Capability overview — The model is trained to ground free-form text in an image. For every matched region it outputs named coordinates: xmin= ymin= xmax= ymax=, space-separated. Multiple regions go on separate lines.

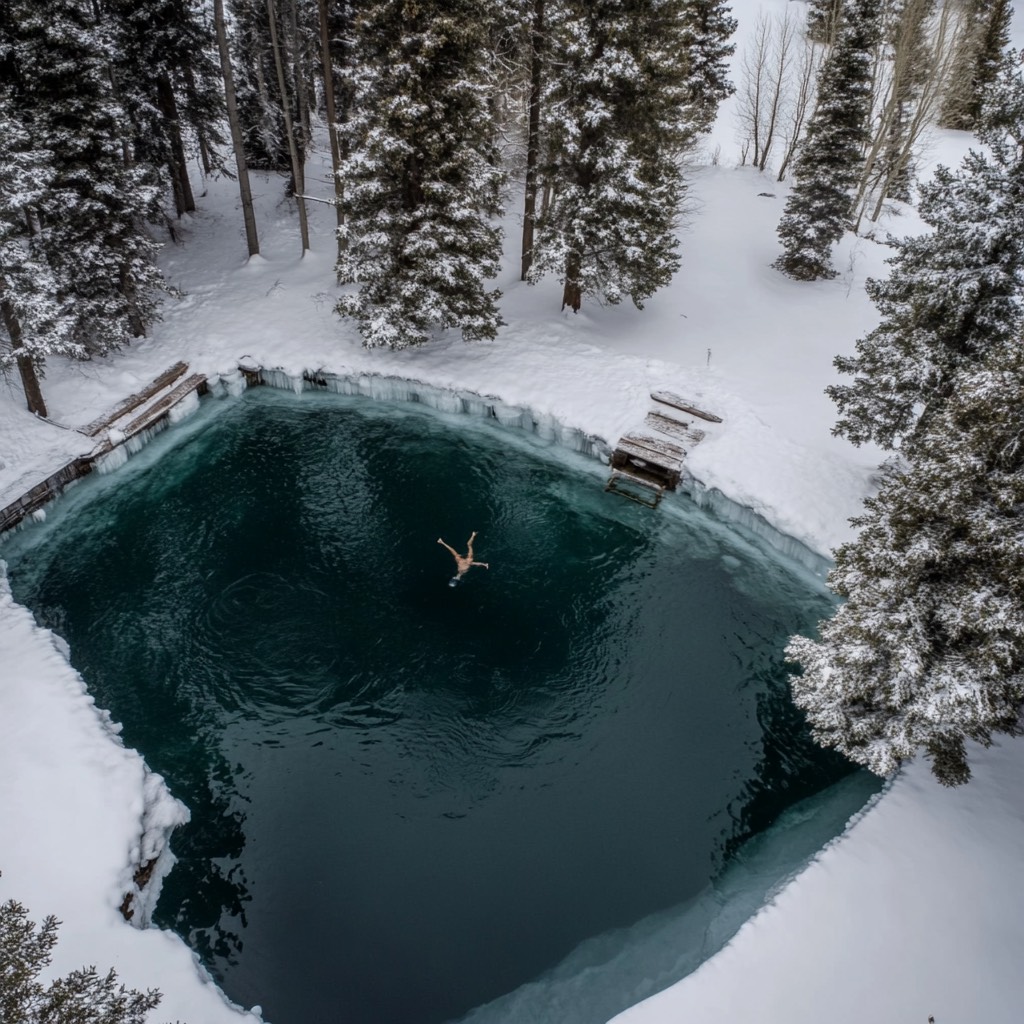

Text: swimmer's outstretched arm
xmin=472 ymin=561 xmax=489 ymax=569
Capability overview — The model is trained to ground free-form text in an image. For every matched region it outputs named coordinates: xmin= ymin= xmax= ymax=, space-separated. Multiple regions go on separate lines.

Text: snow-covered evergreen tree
xmin=806 ymin=0 xmax=843 ymax=43
xmin=3 ymin=0 xmax=166 ymax=351
xmin=229 ymin=0 xmax=292 ymax=172
xmin=679 ymin=0 xmax=737 ymax=139
xmin=939 ymin=0 xmax=1011 ymax=130
xmin=774 ymin=0 xmax=880 ymax=280
xmin=105 ymin=0 xmax=226 ymax=218
xmin=0 ymin=89 xmax=80 ymax=415
xmin=531 ymin=0 xmax=696 ymax=312
xmin=788 ymin=340 xmax=1024 ymax=786
xmin=830 ymin=57 xmax=1024 ymax=449
xmin=229 ymin=0 xmax=318 ymax=183
xmin=335 ymin=0 xmax=504 ymax=349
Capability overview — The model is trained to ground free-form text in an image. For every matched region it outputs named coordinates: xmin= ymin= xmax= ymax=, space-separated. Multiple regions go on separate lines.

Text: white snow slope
xmin=2 ymin=3 xmax=1023 ymax=1022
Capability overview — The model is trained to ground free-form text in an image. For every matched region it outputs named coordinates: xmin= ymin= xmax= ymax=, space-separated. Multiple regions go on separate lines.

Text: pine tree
xmin=939 ymin=0 xmax=1011 ymax=131
xmin=531 ymin=0 xmax=697 ymax=313
xmin=829 ymin=57 xmax=1024 ymax=449
xmin=0 ymin=89 xmax=80 ymax=416
xmin=774 ymin=0 xmax=880 ymax=281
xmin=105 ymin=0 xmax=227 ymax=219
xmin=3 ymin=0 xmax=166 ymax=351
xmin=230 ymin=0 xmax=291 ymax=171
xmin=787 ymin=341 xmax=1024 ymax=786
xmin=0 ymin=898 xmax=161 ymax=1023
xmin=806 ymin=0 xmax=843 ymax=44
xmin=679 ymin=0 xmax=737 ymax=139
xmin=335 ymin=0 xmax=504 ymax=348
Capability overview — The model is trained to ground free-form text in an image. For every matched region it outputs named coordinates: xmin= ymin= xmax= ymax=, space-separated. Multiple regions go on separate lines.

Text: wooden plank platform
xmin=644 ymin=411 xmax=707 ymax=446
xmin=119 ymin=374 xmax=207 ymax=441
xmin=650 ymin=390 xmax=723 ymax=423
xmin=81 ymin=362 xmax=189 ymax=435
xmin=610 ymin=433 xmax=685 ymax=489
xmin=2 ymin=369 xmax=209 ymax=536
xmin=605 ymin=469 xmax=664 ymax=508
xmin=0 ymin=458 xmax=94 ymax=534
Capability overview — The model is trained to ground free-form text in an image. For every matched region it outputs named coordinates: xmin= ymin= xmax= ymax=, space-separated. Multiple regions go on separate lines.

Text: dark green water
xmin=5 ymin=390 xmax=860 ymax=1024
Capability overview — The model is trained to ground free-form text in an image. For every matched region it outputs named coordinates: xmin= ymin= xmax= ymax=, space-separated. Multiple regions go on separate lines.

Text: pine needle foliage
xmin=2 ymin=0 xmax=165 ymax=352
xmin=678 ymin=0 xmax=737 ymax=138
xmin=788 ymin=344 xmax=1024 ymax=786
xmin=774 ymin=0 xmax=880 ymax=281
xmin=829 ymin=57 xmax=1024 ymax=450
xmin=531 ymin=0 xmax=700 ymax=312
xmin=0 ymin=897 xmax=162 ymax=1024
xmin=0 ymin=91 xmax=80 ymax=374
xmin=336 ymin=0 xmax=504 ymax=349
xmin=791 ymin=57 xmax=1024 ymax=787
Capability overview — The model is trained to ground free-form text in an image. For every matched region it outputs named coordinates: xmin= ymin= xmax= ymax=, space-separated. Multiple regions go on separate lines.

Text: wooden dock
xmin=650 ymin=390 xmax=723 ymax=423
xmin=0 ymin=364 xmax=207 ymax=534
xmin=605 ymin=390 xmax=721 ymax=508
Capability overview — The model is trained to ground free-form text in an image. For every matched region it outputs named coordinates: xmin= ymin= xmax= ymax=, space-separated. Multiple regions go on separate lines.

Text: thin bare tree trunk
xmin=288 ymin=0 xmax=312 ymax=153
xmin=777 ymin=37 xmax=819 ymax=181
xmin=737 ymin=14 xmax=771 ymax=168
xmin=180 ymin=64 xmax=214 ymax=176
xmin=267 ymin=0 xmax=309 ymax=253
xmin=521 ymin=0 xmax=545 ymax=280
xmin=318 ymin=0 xmax=344 ymax=238
xmin=0 ymin=291 xmax=48 ymax=417
xmin=214 ymin=0 xmax=260 ymax=256
xmin=561 ymin=251 xmax=582 ymax=313
xmin=157 ymin=74 xmax=196 ymax=216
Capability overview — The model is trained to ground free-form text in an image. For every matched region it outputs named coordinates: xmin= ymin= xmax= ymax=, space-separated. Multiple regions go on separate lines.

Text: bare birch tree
xmin=736 ymin=9 xmax=820 ymax=177
xmin=853 ymin=0 xmax=965 ymax=228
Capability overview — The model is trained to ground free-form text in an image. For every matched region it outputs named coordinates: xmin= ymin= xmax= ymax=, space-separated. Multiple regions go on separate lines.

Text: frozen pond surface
xmin=5 ymin=390 xmax=876 ymax=1024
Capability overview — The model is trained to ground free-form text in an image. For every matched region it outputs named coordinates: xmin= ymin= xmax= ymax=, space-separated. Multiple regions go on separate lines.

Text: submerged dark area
xmin=6 ymin=390 xmax=864 ymax=1024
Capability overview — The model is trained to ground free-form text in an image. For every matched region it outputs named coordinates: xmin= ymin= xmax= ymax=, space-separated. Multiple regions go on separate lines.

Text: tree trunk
xmin=267 ymin=0 xmax=310 ymax=253
xmin=521 ymin=0 xmax=545 ymax=280
xmin=318 ymin=0 xmax=344 ymax=237
xmin=214 ymin=0 xmax=260 ymax=256
xmin=561 ymin=251 xmax=582 ymax=313
xmin=1 ymin=294 xmax=48 ymax=417
xmin=288 ymin=0 xmax=312 ymax=151
xmin=182 ymin=64 xmax=214 ymax=176
xmin=156 ymin=73 xmax=196 ymax=216
xmin=119 ymin=265 xmax=146 ymax=338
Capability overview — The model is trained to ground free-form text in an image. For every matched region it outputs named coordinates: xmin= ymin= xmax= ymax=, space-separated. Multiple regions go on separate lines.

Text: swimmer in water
xmin=438 ymin=531 xmax=489 ymax=584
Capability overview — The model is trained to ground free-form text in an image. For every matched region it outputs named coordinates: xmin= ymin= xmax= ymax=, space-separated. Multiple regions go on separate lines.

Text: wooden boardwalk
xmin=0 ymin=364 xmax=207 ymax=534
xmin=605 ymin=390 xmax=722 ymax=508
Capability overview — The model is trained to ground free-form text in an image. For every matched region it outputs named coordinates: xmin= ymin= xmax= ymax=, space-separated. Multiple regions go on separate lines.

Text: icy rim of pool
xmin=1 ymin=366 xmax=865 ymax=1024
xmin=232 ymin=363 xmax=834 ymax=580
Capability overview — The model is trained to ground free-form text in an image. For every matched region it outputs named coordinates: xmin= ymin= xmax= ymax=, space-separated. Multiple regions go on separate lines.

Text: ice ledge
xmin=222 ymin=363 xmax=833 ymax=580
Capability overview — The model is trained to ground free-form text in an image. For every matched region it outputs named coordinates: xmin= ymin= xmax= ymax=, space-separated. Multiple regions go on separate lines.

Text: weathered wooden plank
xmin=82 ymin=362 xmax=189 ymax=436
xmin=644 ymin=411 xmax=707 ymax=446
xmin=0 ymin=458 xmax=93 ymax=534
xmin=121 ymin=374 xmax=207 ymax=439
xmin=611 ymin=449 xmax=681 ymax=491
xmin=650 ymin=390 xmax=723 ymax=423
xmin=605 ymin=469 xmax=663 ymax=508
xmin=619 ymin=433 xmax=686 ymax=465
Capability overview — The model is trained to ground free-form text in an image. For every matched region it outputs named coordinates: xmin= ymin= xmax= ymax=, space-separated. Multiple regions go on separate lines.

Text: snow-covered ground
xmin=3 ymin=3 xmax=1024 ymax=1021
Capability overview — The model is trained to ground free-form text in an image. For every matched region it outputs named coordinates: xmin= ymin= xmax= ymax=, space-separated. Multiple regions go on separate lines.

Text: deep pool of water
xmin=5 ymin=390 xmax=865 ymax=1024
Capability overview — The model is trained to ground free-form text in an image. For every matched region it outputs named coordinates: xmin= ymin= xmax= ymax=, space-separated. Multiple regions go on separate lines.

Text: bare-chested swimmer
xmin=437 ymin=531 xmax=489 ymax=585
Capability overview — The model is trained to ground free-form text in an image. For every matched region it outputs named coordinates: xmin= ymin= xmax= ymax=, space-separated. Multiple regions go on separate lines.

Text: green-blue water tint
xmin=5 ymin=389 xmax=863 ymax=1024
